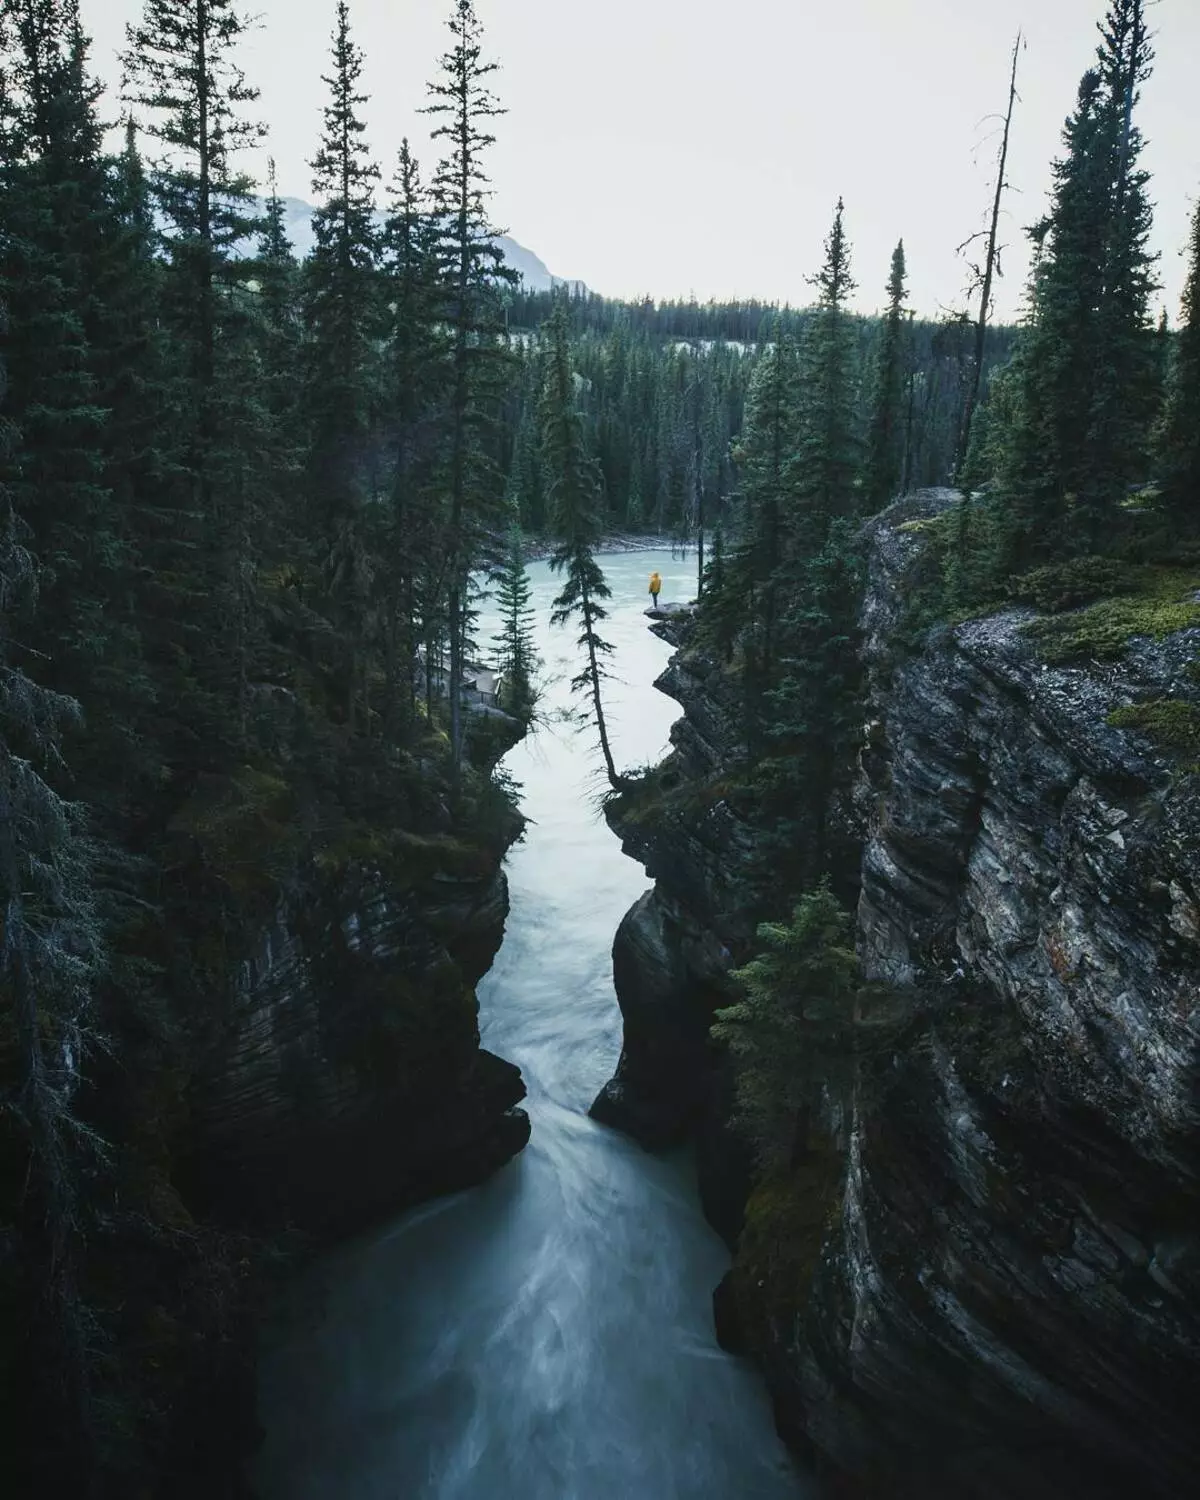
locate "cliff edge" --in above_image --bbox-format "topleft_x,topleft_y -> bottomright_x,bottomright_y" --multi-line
596,490 -> 1200,1497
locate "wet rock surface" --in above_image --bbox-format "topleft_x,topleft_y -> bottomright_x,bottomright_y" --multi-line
187,852 -> 530,1240
601,490 -> 1200,1497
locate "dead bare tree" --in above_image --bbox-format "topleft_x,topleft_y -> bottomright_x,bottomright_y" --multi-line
955,32 -> 1024,481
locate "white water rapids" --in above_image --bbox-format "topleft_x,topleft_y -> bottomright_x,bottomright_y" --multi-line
254,549 -> 812,1500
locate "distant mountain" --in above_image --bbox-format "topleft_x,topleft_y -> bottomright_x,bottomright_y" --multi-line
256,197 -> 583,294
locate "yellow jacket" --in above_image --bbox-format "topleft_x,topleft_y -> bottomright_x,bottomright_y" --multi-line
649,573 -> 662,594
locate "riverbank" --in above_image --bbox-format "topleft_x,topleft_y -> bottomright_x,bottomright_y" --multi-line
253,549 -> 808,1500
521,531 -> 696,562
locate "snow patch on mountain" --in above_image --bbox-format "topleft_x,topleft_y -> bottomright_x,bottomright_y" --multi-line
255,197 -> 583,294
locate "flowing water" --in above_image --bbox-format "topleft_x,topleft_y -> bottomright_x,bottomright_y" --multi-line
255,550 -> 811,1500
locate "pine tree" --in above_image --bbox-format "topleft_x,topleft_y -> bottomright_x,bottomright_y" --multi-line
542,297 -> 621,789
0,3 -> 169,833
996,2 -> 1158,567
122,0 -> 266,755
256,156 -> 300,408
712,885 -> 861,1170
378,139 -> 443,737
718,325 -> 802,730
424,0 -> 516,775
490,520 -> 537,722
1,259 -> 103,1491
0,1 -> 114,697
1078,0 -> 1158,532
791,198 -> 860,544
862,240 -> 909,511
302,0 -> 382,732
1157,201 -> 1200,530
759,519 -> 863,893
750,204 -> 864,894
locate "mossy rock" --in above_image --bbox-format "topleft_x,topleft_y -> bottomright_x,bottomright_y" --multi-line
1005,555 -> 1132,614
732,1144 -> 844,1351
1107,698 -> 1200,757
167,765 -> 301,903
1022,566 -> 1200,663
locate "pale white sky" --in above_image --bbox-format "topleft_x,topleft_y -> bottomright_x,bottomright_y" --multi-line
80,0 -> 1200,320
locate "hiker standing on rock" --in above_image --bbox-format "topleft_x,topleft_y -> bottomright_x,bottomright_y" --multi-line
648,571 -> 662,611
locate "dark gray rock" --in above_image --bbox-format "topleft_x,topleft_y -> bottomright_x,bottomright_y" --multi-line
781,494 -> 1200,1497
589,891 -> 710,1146
603,488 -> 1200,1498
186,860 -> 530,1239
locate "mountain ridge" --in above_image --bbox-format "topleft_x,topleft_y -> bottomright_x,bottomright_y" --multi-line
258,196 -> 583,294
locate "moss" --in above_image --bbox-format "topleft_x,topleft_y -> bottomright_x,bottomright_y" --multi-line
167,765 -> 301,905
1023,566 -> 1200,663
312,826 -> 492,884
1107,698 -> 1200,757
1005,555 -> 1132,614
731,1143 -> 844,1353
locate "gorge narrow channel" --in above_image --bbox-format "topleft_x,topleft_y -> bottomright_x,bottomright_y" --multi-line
254,549 -> 810,1500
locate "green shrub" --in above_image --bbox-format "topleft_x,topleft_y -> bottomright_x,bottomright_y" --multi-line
1107,698 -> 1200,756
1023,567 -> 1200,663
1005,556 -> 1132,613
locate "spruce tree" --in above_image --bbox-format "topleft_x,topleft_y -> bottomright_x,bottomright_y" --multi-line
424,0 -> 516,775
122,0 -> 266,756
253,157 -> 302,576
790,198 -> 860,544
1,280 -> 103,1492
1078,0 -> 1158,532
302,0 -> 382,732
377,139 -> 445,736
752,203 -> 863,895
1157,201 -> 1200,530
0,1 -> 115,698
0,3 -> 170,832
490,519 -> 537,723
718,325 -> 802,735
996,1 -> 1157,566
862,240 -> 909,511
712,885 -> 861,1170
542,297 -> 621,790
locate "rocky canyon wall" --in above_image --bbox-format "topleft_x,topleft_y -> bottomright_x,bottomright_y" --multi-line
597,492 -> 1200,1498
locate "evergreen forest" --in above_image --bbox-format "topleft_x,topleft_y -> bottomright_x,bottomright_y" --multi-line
2,0 -> 1198,1493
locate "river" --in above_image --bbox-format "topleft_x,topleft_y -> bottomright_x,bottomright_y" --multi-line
254,549 -> 811,1500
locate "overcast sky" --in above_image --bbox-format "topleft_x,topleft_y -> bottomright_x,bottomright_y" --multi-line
81,0 -> 1199,320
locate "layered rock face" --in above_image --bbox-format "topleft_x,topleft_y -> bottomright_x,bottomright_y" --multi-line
600,492 -> 1200,1497
187,857 -> 530,1238
592,612 -> 760,1234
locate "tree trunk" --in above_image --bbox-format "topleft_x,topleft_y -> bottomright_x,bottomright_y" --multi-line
956,32 -> 1022,481
580,579 -> 621,790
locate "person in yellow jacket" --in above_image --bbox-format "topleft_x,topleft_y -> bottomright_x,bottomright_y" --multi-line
648,571 -> 662,611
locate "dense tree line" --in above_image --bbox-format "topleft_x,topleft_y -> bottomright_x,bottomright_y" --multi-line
706,0 -> 1198,1178
0,0 -> 526,1489
501,292 -> 1019,549
3,0 -> 1194,1487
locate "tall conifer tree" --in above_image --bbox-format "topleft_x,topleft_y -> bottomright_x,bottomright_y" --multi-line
303,0 -> 381,730
0,97 -> 103,1471
542,297 -> 621,790
123,0 -> 266,754
1157,201 -> 1200,529
719,326 -> 801,727
491,519 -> 537,723
790,198 -> 860,544
862,240 -> 909,511
996,1 -> 1157,565
379,139 -> 442,735
424,0 -> 515,775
